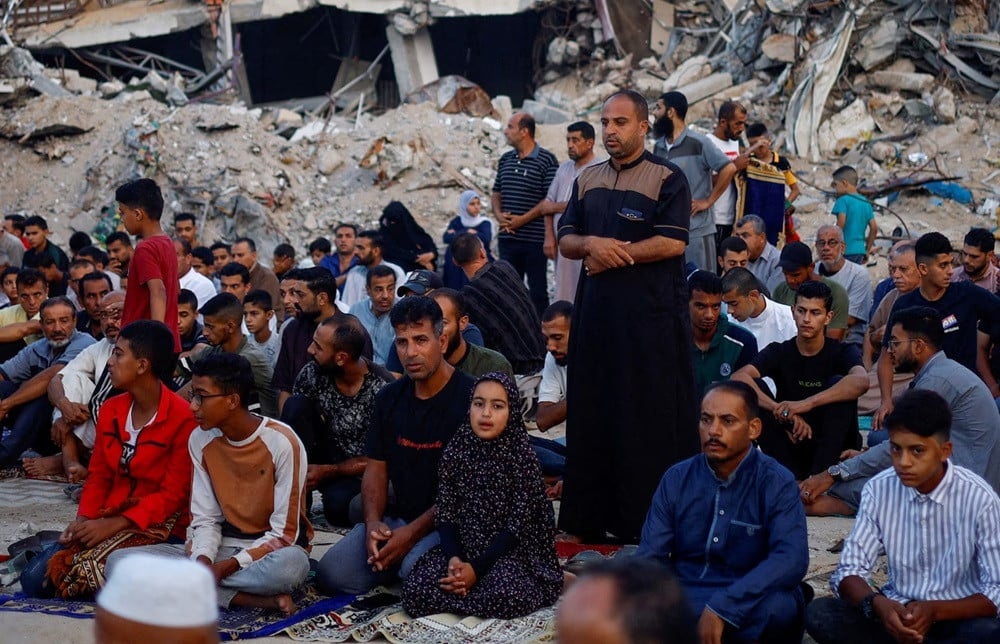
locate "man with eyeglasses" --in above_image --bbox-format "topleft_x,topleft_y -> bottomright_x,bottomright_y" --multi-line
799,306 -> 1000,516
815,225 -> 872,348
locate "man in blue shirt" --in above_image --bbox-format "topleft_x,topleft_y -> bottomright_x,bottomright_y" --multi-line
636,380 -> 809,643
347,265 -> 396,365
0,296 -> 95,466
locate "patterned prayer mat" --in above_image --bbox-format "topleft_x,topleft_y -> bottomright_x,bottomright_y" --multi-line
0,584 -> 356,640
0,465 -> 68,483
284,589 -> 557,643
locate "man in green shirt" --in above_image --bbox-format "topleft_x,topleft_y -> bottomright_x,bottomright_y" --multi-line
430,289 -> 513,379
772,242 -> 851,342
689,271 -> 758,398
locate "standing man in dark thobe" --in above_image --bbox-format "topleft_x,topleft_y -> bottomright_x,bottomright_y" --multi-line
557,90 -> 698,543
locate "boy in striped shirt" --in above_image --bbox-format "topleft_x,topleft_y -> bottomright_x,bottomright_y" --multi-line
806,388 -> 1000,642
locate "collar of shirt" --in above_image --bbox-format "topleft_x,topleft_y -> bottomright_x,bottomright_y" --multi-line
905,459 -> 954,507
911,351 -> 946,387
703,446 -> 759,487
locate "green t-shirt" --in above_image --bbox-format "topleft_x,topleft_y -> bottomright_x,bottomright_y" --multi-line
772,276 -> 850,330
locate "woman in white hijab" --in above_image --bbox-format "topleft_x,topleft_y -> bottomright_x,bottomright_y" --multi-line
442,190 -> 496,289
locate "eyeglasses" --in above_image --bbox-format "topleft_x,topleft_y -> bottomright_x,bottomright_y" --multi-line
887,338 -> 914,351
99,308 -> 124,320
191,392 -> 229,406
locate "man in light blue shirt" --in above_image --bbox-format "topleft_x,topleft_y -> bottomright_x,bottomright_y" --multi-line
0,296 -> 95,466
348,265 -> 396,365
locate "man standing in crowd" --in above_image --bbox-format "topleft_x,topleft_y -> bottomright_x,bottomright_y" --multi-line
492,112 -> 559,315
558,90 -> 697,542
706,102 -> 749,245
652,91 -> 737,272
173,212 -> 200,248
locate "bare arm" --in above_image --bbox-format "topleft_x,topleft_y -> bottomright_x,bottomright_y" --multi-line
0,320 -> 41,343
146,278 -> 167,323
362,459 -> 389,524
624,235 -> 687,263
787,182 -> 801,203
731,364 -> 778,413
796,365 -> 868,410
873,349 -> 896,428
826,327 -> 846,341
0,364 -> 64,414
692,162 -> 737,214
536,400 -> 567,431
977,330 -> 999,397
491,191 -> 503,219
862,331 -> 875,371
866,218 -> 878,254
277,390 -> 290,415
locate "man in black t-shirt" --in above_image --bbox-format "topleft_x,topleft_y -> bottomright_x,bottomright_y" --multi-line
733,281 -> 868,479
316,296 -> 474,595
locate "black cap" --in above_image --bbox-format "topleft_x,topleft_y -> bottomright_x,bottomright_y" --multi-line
397,270 -> 443,296
777,242 -> 814,270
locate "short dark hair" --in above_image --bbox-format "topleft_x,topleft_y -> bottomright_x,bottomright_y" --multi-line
308,237 -> 332,255
191,246 -> 213,266
609,89 -> 650,121
23,215 -> 48,230
734,214 -> 766,235
321,314 -> 368,361
173,237 -> 192,255
4,214 -> 25,234
430,288 -> 467,319
915,232 -> 954,266
745,122 -> 768,139
16,267 -> 45,289
366,264 -> 396,287
69,231 -> 92,254
40,295 -> 76,317
190,353 -> 254,409
1,266 -> 19,281
115,178 -> 164,220
688,270 -> 723,297
575,557 -> 697,644
964,228 -> 995,253
884,388 -> 951,441
118,320 -> 177,383
69,258 -> 97,274
794,280 -> 833,313
890,306 -> 944,351
178,288 -> 199,309
719,236 -> 748,255
37,253 -> 60,269
273,243 -> 295,259
233,237 -> 256,252
244,289 -> 273,311
77,245 -> 109,267
209,241 -> 231,254
832,165 -> 859,186
218,262 -> 250,284
567,121 -> 595,140
105,231 -> 132,249
717,101 -> 745,122
358,230 -> 383,250
335,223 -> 358,235
517,112 -> 536,138
703,380 -> 759,420
389,295 -> 444,336
174,212 -> 196,226
81,271 -> 113,292
298,266 -> 337,301
450,232 -> 484,265
720,267 -> 760,297
659,91 -> 688,120
200,292 -> 244,322
542,300 -> 573,323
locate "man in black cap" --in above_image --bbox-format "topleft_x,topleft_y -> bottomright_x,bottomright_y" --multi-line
396,270 -> 443,297
771,241 -> 851,342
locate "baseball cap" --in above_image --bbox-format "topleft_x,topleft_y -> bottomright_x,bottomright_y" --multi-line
397,270 -> 443,296
777,242 -> 814,270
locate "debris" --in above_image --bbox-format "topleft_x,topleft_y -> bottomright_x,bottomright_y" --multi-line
924,181 -> 974,205
406,75 -> 498,119
868,71 -> 935,93
761,34 -> 797,64
817,98 -> 875,157
932,86 -> 957,124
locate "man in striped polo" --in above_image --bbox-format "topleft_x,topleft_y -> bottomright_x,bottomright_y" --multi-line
492,112 -> 559,316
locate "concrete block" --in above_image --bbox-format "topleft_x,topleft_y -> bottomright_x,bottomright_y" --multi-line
521,99 -> 571,124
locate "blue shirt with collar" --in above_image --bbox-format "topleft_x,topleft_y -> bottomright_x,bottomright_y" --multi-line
0,329 -> 96,383
636,447 -> 808,630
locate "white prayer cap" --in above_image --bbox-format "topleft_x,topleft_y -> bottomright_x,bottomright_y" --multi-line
97,552 -> 218,627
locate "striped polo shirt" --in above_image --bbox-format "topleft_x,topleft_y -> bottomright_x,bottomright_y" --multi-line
493,144 -> 559,245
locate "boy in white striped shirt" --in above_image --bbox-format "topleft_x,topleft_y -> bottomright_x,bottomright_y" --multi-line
806,388 -> 1000,642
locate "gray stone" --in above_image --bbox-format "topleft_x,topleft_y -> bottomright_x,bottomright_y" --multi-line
521,99 -> 572,124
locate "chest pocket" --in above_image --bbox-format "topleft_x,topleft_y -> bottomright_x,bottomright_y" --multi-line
725,520 -> 767,564
613,205 -> 653,243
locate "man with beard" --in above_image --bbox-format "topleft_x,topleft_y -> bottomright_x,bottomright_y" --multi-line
799,306 -> 1000,516
0,296 -> 95,467
35,292 -> 125,481
815,225 -> 872,348
282,315 -> 391,527
429,288 -> 512,378
492,112 -> 560,315
341,231 -> 406,307
706,102 -> 750,246
952,227 -> 1000,295
273,267 -> 344,413
523,121 -> 604,302
688,270 -> 757,398
652,91 -> 738,272
348,265 -> 396,364
557,89 -> 697,543
75,272 -> 112,340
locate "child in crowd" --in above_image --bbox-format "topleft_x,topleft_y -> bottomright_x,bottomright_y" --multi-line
740,122 -> 801,244
831,165 -> 877,264
0,265 -> 19,309
244,289 -> 279,367
402,372 -> 562,619
442,190 -> 496,290
189,247 -> 215,280
177,289 -> 204,354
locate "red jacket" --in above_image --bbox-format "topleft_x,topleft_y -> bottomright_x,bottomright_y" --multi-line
79,384 -> 197,540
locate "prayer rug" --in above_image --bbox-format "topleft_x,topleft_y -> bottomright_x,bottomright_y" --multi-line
0,465 -> 68,483
284,588 -> 557,643
0,584 -> 356,640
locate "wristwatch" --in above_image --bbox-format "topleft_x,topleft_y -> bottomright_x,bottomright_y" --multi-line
860,591 -> 880,620
828,464 -> 845,481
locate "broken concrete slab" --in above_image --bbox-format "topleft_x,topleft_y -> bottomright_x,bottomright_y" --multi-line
853,18 -> 904,71
868,71 -> 936,93
662,55 -> 711,92
522,98 -> 572,124
932,86 -> 957,123
761,33 -> 797,63
673,72 -> 734,105
817,97 -> 876,156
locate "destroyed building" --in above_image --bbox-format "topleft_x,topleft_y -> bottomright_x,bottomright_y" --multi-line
0,0 -> 997,258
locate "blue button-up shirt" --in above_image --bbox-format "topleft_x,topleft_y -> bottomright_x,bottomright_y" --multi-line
0,330 -> 95,383
349,298 -> 394,365
636,448 -> 808,628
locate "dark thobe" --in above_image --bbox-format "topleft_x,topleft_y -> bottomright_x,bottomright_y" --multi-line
556,151 -> 699,541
